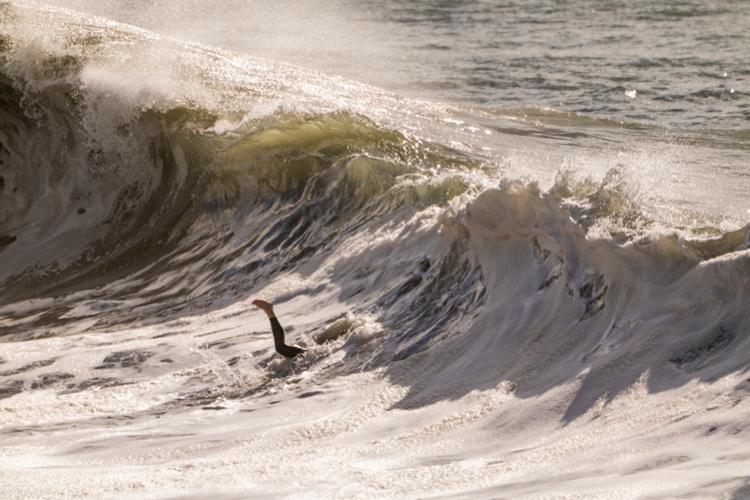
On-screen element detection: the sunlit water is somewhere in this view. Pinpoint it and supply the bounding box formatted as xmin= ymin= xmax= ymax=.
xmin=1 ymin=2 xmax=750 ymax=498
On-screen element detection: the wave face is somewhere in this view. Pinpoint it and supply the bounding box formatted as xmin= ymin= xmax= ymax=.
xmin=1 ymin=3 xmax=750 ymax=498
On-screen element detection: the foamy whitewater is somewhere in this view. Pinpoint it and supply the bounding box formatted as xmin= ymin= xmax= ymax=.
xmin=1 ymin=2 xmax=750 ymax=499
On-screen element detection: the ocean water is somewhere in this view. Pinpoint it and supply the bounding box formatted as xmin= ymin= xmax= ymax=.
xmin=32 ymin=0 xmax=750 ymax=128
xmin=1 ymin=1 xmax=750 ymax=498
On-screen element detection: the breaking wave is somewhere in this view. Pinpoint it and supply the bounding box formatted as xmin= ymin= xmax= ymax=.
xmin=1 ymin=1 xmax=749 ymax=423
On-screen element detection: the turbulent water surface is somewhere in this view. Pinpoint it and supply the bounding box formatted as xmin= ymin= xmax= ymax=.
xmin=1 ymin=1 xmax=750 ymax=498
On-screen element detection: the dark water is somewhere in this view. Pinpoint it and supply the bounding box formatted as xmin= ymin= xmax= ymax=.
xmin=41 ymin=0 xmax=750 ymax=129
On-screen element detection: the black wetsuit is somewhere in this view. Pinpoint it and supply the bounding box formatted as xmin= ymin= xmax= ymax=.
xmin=269 ymin=317 xmax=306 ymax=358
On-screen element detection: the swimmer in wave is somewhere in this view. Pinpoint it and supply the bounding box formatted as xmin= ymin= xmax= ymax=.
xmin=252 ymin=299 xmax=306 ymax=358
